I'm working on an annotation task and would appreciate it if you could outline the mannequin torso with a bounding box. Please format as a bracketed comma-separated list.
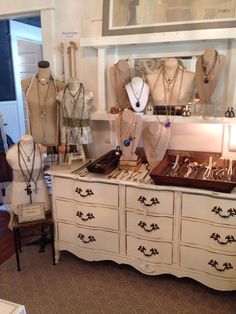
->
[110, 59, 131, 110]
[147, 58, 195, 109]
[142, 121, 171, 169]
[22, 62, 64, 146]
[114, 109, 143, 160]
[57, 77, 93, 145]
[6, 134, 50, 215]
[125, 76, 150, 112]
[195, 48, 226, 104]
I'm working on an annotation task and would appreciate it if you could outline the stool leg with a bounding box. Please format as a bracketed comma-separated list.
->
[17, 229, 22, 253]
[50, 224, 55, 265]
[13, 229, 21, 271]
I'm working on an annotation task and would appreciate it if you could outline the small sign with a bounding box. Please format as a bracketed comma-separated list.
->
[61, 31, 80, 40]
[17, 202, 46, 223]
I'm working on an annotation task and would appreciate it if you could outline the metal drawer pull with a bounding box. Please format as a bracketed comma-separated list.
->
[138, 221, 159, 232]
[75, 187, 94, 197]
[78, 233, 96, 243]
[138, 196, 159, 207]
[210, 233, 236, 245]
[208, 259, 233, 272]
[76, 211, 95, 221]
[211, 206, 236, 219]
[138, 245, 159, 257]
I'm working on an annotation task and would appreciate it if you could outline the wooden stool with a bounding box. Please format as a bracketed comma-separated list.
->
[12, 213, 55, 271]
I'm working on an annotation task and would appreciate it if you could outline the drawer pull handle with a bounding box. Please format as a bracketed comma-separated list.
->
[75, 187, 94, 198]
[210, 233, 236, 245]
[76, 211, 95, 221]
[138, 245, 159, 257]
[78, 233, 96, 243]
[138, 221, 159, 232]
[208, 259, 233, 272]
[211, 206, 236, 219]
[138, 196, 159, 207]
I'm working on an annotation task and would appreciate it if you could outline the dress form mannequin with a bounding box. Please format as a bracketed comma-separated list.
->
[110, 59, 131, 110]
[6, 134, 50, 216]
[21, 61, 64, 146]
[114, 109, 143, 161]
[147, 58, 195, 113]
[125, 76, 150, 112]
[195, 48, 226, 104]
[57, 77, 93, 145]
[142, 121, 171, 169]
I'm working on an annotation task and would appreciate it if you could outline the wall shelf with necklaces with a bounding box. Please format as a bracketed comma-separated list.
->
[80, 29, 236, 125]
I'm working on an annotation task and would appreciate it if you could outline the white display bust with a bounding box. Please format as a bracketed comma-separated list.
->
[147, 58, 195, 108]
[125, 76, 150, 112]
[142, 121, 171, 169]
[6, 134, 50, 216]
[114, 109, 143, 161]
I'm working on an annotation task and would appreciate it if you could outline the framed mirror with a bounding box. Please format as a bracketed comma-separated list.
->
[103, 0, 236, 36]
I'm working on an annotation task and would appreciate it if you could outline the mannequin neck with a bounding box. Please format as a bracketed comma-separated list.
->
[116, 59, 129, 73]
[67, 77, 81, 92]
[164, 58, 179, 76]
[20, 134, 34, 145]
[37, 66, 51, 83]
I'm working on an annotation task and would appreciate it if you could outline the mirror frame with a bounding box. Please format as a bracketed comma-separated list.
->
[102, 0, 236, 36]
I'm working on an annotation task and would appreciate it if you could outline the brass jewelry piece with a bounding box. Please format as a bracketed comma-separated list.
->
[201, 50, 219, 84]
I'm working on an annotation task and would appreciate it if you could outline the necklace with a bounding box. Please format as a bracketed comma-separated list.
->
[129, 78, 144, 108]
[144, 124, 163, 158]
[119, 110, 137, 148]
[163, 66, 179, 91]
[201, 50, 219, 84]
[36, 73, 52, 86]
[19, 143, 34, 162]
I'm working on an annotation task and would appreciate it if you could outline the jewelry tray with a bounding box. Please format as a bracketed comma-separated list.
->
[87, 148, 122, 174]
[150, 150, 236, 193]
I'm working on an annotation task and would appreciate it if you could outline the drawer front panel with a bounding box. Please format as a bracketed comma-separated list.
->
[54, 177, 119, 206]
[181, 246, 236, 279]
[182, 220, 236, 252]
[127, 235, 172, 264]
[127, 211, 173, 241]
[182, 193, 236, 225]
[126, 186, 174, 215]
[56, 199, 118, 230]
[74, 181, 118, 206]
[58, 222, 119, 253]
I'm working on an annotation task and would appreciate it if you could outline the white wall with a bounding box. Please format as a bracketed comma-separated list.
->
[0, 0, 235, 159]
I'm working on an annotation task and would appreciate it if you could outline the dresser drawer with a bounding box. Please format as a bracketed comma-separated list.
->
[56, 199, 118, 230]
[127, 235, 172, 264]
[126, 211, 173, 241]
[181, 246, 236, 279]
[58, 222, 119, 253]
[181, 220, 236, 253]
[54, 177, 119, 206]
[182, 193, 236, 225]
[126, 186, 174, 215]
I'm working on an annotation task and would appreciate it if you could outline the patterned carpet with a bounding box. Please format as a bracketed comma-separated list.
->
[1, 246, 236, 314]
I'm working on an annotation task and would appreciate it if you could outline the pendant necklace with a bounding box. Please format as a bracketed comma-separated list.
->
[129, 78, 144, 108]
[201, 50, 219, 84]
[163, 66, 179, 91]
[145, 124, 163, 158]
[119, 110, 137, 148]
[19, 143, 35, 162]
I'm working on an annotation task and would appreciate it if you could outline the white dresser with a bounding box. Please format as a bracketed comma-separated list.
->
[50, 168, 236, 291]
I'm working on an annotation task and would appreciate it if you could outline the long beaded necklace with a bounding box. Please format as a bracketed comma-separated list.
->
[144, 123, 163, 158]
[119, 110, 137, 148]
[129, 78, 144, 109]
[114, 61, 131, 109]
[62, 83, 85, 147]
[17, 141, 42, 202]
[201, 50, 219, 84]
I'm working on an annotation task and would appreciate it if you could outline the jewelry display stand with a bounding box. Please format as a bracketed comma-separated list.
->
[114, 109, 143, 170]
[125, 76, 149, 112]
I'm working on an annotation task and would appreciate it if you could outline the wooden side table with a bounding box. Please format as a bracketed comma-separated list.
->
[12, 213, 55, 271]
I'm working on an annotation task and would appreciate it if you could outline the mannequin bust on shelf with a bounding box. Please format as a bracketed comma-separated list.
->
[110, 59, 131, 110]
[142, 121, 171, 169]
[57, 77, 93, 146]
[195, 47, 226, 104]
[147, 58, 195, 110]
[114, 109, 143, 161]
[6, 134, 50, 218]
[21, 60, 64, 146]
[125, 76, 150, 113]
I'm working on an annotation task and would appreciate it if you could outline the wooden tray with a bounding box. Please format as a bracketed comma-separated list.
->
[150, 150, 236, 193]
